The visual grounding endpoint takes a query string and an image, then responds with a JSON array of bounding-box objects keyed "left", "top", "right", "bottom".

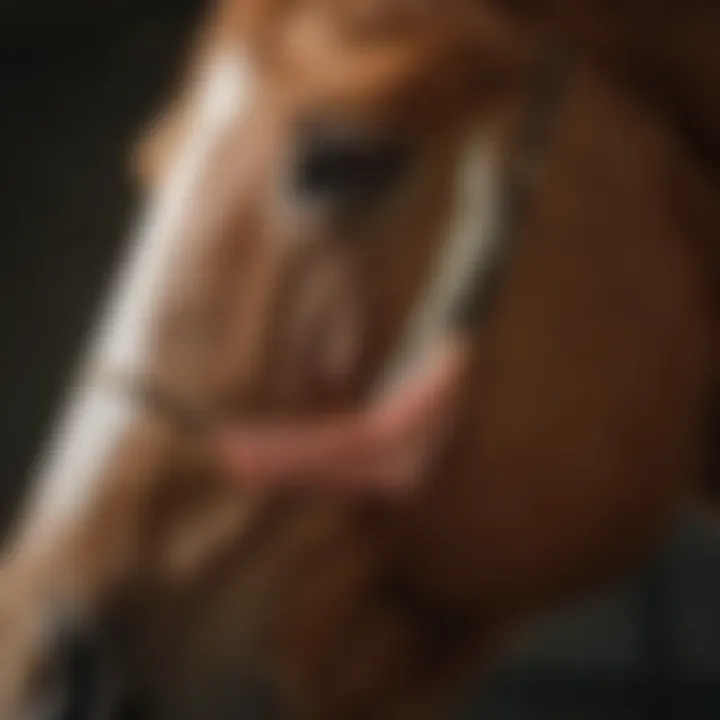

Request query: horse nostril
[{"left": 294, "top": 126, "right": 411, "bottom": 209}]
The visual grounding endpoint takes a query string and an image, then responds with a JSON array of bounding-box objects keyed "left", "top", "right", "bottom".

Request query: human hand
[{"left": 212, "top": 335, "right": 471, "bottom": 496}]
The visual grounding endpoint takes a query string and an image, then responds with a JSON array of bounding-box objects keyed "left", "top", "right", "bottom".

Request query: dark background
[
  {"left": 0, "top": 0, "right": 198, "bottom": 526},
  {"left": 1, "top": 2, "right": 718, "bottom": 718}
]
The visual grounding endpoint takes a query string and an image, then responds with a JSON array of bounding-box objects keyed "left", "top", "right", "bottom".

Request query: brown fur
[{"left": 0, "top": 1, "right": 718, "bottom": 717}]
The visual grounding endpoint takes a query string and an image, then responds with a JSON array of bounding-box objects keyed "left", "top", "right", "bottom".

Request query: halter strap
[{"left": 451, "top": 53, "right": 569, "bottom": 329}]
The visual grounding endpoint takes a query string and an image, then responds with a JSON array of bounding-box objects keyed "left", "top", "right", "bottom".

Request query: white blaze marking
[
  {"left": 20, "top": 52, "right": 251, "bottom": 545},
  {"left": 377, "top": 133, "right": 501, "bottom": 393}
]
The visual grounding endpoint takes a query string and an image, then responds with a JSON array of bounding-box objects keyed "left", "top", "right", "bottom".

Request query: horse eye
[{"left": 293, "top": 125, "right": 411, "bottom": 208}]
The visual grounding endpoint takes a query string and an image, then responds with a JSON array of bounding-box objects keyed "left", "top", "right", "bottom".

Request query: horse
[{"left": 0, "top": 0, "right": 717, "bottom": 717}]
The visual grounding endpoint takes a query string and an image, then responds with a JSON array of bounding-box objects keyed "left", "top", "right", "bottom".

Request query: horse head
[{"left": 0, "top": 0, "right": 713, "bottom": 718}]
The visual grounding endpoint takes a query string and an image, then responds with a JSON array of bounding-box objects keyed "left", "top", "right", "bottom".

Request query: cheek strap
[{"left": 450, "top": 52, "right": 569, "bottom": 330}]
